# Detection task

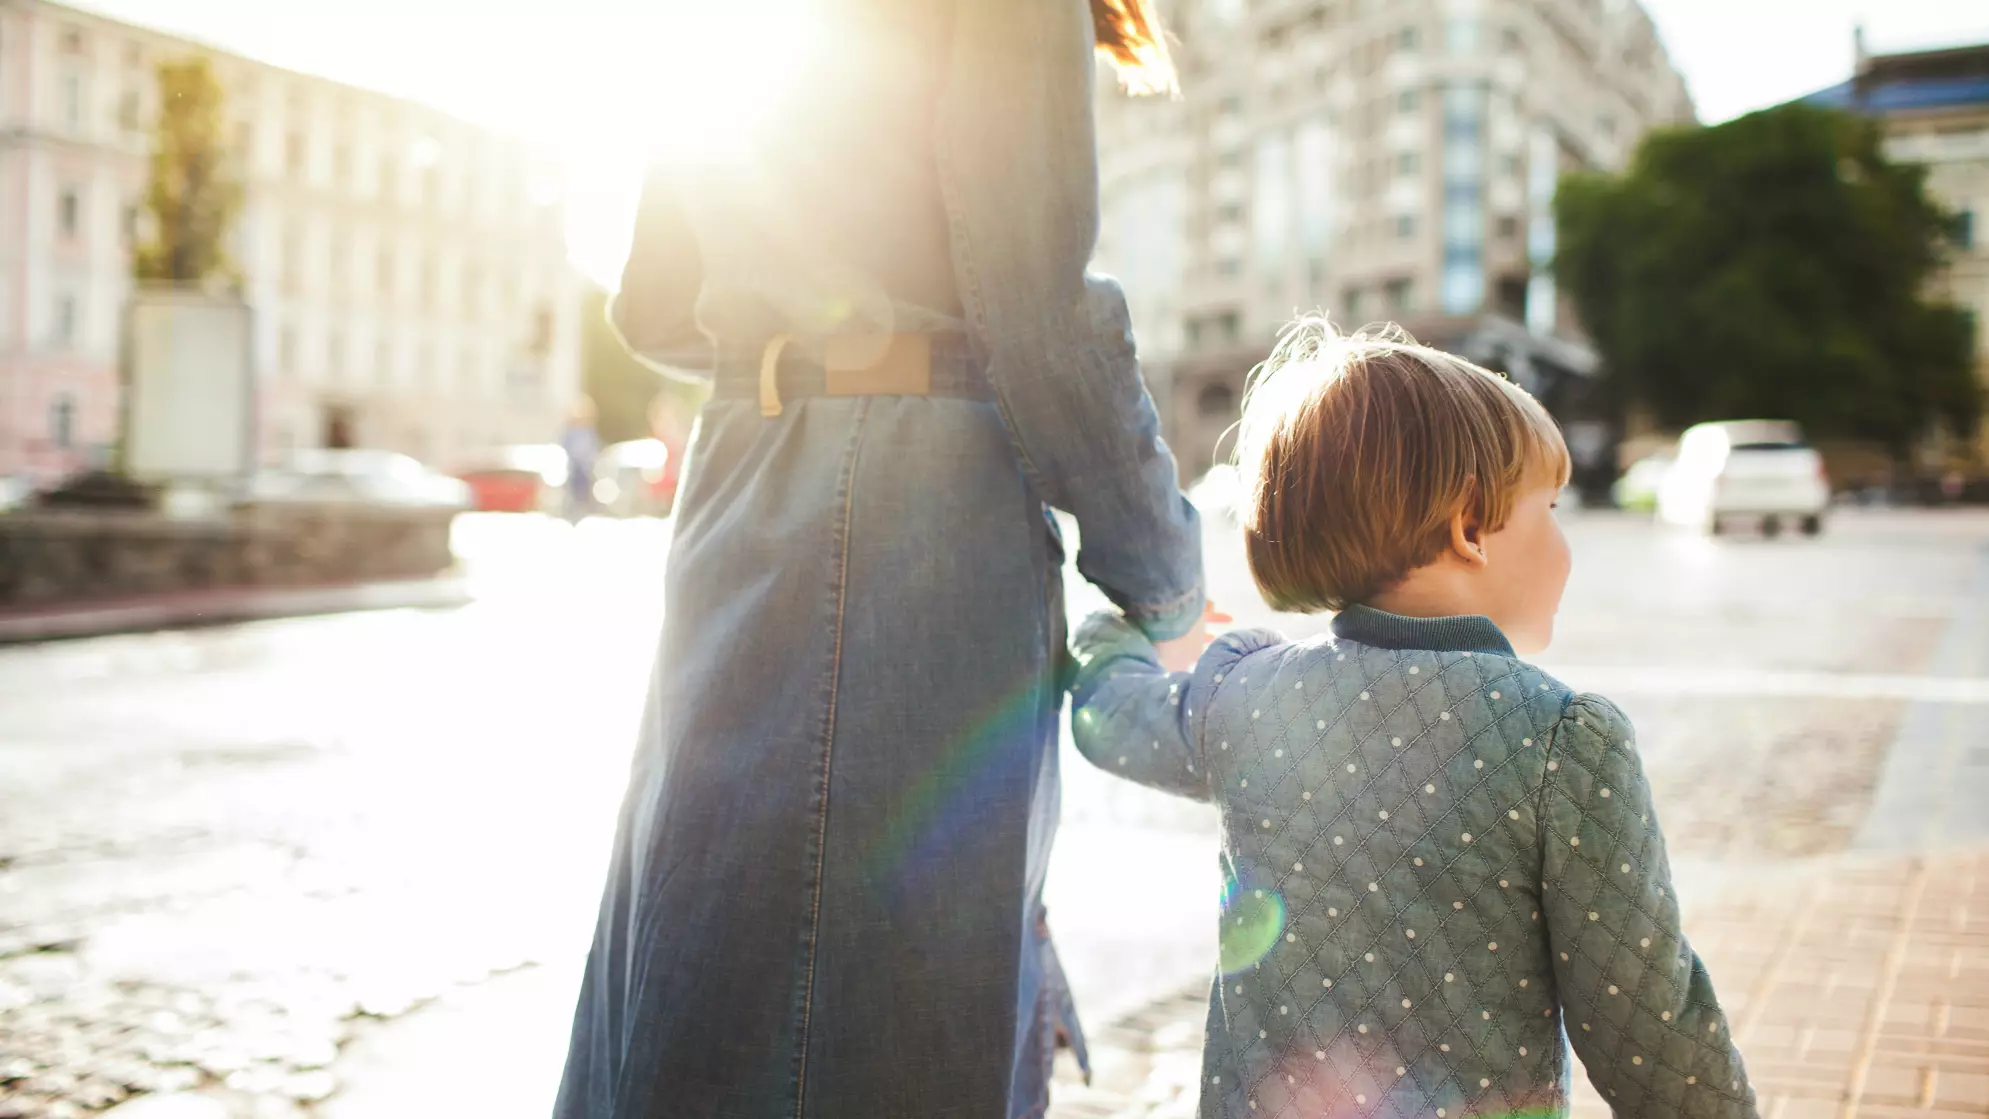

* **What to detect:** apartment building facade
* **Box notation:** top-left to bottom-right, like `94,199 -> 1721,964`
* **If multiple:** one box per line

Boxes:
0,0 -> 581,483
1093,0 -> 1694,480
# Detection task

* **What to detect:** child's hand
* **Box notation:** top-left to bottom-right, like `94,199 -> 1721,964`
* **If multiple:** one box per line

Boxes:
1154,602 -> 1232,673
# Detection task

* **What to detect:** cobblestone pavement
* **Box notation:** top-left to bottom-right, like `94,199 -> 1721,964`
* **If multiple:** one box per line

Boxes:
3,509 -> 1988,1117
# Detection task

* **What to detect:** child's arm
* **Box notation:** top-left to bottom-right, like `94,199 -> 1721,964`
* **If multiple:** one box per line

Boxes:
1538,695 -> 1758,1118
1068,610 -> 1277,801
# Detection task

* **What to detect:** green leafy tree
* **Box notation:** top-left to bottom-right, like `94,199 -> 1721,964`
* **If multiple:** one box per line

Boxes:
1555,103 -> 1977,458
134,57 -> 241,286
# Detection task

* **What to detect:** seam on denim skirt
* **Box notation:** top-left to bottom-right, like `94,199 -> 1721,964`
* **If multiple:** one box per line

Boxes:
793,398 -> 869,1118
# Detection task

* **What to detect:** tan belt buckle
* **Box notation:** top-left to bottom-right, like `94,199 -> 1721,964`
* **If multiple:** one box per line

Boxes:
759,333 -> 791,417
824,334 -> 932,397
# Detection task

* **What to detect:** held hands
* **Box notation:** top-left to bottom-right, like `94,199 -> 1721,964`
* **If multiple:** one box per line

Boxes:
1153,601 -> 1232,674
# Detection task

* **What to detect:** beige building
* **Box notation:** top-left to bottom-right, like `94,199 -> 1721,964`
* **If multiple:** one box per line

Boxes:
1092,0 -> 1693,480
1811,39 -> 1989,464
0,0 -> 581,483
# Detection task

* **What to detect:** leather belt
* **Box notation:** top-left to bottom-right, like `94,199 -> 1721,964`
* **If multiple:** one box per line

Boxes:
712,333 -> 989,415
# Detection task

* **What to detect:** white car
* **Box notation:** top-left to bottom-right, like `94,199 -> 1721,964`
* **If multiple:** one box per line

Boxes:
255,449 -> 473,510
1656,420 -> 1829,536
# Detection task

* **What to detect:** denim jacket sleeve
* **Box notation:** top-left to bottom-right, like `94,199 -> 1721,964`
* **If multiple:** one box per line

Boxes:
935,0 -> 1205,640
607,167 -> 713,375
1538,695 -> 1759,1117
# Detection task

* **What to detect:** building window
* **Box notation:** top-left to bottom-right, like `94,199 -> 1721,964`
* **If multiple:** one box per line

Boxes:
1217,202 -> 1243,224
1497,215 -> 1520,240
58,189 -> 81,239
1440,83 -> 1488,315
1218,149 -> 1244,170
61,27 -> 84,54
1446,19 -> 1481,54
1397,151 -> 1421,176
1218,94 -> 1244,117
1398,26 -> 1420,51
1956,209 -> 1974,251
1197,382 -> 1237,419
61,70 -> 85,133
1501,26 -> 1523,52
332,144 -> 351,186
1397,214 -> 1417,239
122,203 -> 139,243
1398,88 -> 1422,113
1342,287 -> 1364,320
1596,114 -> 1617,139
1385,278 -> 1415,315
1216,257 -> 1241,277
118,89 -> 142,131
50,394 -> 77,450
55,296 -> 78,348
286,132 -> 307,176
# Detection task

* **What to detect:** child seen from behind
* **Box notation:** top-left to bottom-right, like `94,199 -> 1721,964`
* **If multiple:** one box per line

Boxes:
1070,320 -> 1757,1118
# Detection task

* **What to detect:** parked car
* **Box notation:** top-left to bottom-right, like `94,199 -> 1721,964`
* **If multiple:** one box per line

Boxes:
592,439 -> 676,517
1612,453 -> 1672,513
1657,420 -> 1829,536
458,444 -> 568,514
253,449 -> 472,510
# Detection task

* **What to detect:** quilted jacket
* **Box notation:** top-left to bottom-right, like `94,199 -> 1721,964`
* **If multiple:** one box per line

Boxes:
1069,604 -> 1758,1119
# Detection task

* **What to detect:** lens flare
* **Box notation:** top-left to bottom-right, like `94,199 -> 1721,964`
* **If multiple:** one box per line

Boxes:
1218,876 -> 1286,974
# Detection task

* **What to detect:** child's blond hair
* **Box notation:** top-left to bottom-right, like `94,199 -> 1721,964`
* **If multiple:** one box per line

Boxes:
1235,318 -> 1571,612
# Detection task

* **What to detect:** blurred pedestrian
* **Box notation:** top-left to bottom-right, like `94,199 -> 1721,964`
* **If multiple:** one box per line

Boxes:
1069,320 -> 1758,1118
554,3 -> 1206,1117
558,398 -> 600,523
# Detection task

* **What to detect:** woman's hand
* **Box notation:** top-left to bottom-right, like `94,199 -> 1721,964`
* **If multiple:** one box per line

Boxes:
1153,602 -> 1232,673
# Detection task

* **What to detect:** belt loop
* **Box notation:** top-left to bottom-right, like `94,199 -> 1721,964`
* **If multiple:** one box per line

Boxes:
760,333 -> 791,418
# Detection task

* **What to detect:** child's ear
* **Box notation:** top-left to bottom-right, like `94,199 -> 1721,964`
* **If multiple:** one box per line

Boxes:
1448,503 -> 1489,568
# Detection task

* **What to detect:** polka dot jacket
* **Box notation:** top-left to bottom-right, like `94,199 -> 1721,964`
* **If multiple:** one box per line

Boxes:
1068,604 -> 1758,1119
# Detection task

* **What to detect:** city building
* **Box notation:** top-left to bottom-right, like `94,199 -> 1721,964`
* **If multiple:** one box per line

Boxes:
1808,35 -> 1989,463
1092,0 -> 1694,481
0,0 -> 581,484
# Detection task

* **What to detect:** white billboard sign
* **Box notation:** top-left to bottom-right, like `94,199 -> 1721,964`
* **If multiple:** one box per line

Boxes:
122,289 -> 256,483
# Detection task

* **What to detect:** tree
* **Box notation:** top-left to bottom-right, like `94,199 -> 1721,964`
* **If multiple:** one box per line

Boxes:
1555,103 -> 1977,458
134,57 -> 241,286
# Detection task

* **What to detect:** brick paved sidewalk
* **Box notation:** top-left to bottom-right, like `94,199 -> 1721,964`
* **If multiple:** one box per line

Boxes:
1050,849 -> 1989,1119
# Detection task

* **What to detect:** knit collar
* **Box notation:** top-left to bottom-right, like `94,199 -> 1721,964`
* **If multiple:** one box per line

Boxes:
1330,604 -> 1515,657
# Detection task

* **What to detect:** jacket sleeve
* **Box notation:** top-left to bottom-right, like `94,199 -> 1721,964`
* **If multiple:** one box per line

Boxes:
935,0 -> 1204,640
1537,695 -> 1759,1118
1068,611 -> 1278,800
607,165 -> 714,375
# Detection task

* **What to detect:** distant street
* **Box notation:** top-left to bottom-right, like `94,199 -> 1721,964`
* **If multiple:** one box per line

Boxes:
5,508 -> 1989,1117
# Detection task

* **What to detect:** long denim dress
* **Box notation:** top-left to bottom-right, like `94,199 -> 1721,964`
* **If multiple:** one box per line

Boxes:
552,2 -> 1204,1116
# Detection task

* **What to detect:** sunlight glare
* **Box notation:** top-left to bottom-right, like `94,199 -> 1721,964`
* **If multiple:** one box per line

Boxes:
631,0 -> 819,162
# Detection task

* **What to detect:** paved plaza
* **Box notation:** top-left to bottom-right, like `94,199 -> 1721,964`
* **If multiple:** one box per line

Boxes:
2,509 -> 1987,1117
